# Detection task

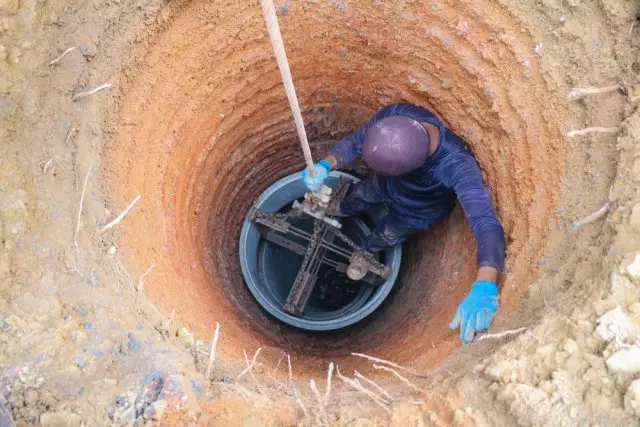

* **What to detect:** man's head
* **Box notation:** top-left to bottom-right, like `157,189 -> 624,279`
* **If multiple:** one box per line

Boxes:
362,116 -> 430,176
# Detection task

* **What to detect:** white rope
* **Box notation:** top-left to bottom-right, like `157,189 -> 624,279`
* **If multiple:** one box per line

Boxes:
260,0 -> 315,176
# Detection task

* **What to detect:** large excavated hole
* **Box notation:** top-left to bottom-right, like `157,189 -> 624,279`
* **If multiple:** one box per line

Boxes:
104,0 -> 564,377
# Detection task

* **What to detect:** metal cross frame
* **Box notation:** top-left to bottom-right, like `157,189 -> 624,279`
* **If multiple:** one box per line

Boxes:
246,181 -> 391,317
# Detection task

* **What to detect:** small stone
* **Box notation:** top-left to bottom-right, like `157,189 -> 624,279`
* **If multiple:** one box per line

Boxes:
624,379 -> 640,417
40,411 -> 82,427
594,298 -> 618,316
606,346 -> 640,374
39,389 -> 56,409
621,252 -> 640,279
563,338 -> 578,353
583,353 -> 604,369
610,272 -> 635,297
107,246 -> 116,255
151,399 -> 167,420
161,375 -> 200,413
177,327 -> 195,348
582,367 -> 602,386
24,388 -> 38,406
596,306 -> 639,342
113,406 -> 136,424
564,355 -> 589,375
80,43 -> 97,60
452,409 -> 465,425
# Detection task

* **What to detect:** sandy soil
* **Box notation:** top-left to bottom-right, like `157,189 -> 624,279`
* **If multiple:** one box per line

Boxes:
0,0 -> 639,425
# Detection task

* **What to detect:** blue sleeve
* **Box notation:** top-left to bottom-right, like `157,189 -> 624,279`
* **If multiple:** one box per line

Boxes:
442,152 -> 506,274
328,103 -> 439,169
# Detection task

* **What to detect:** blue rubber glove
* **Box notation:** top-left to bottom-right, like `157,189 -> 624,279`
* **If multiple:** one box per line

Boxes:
302,160 -> 331,190
448,280 -> 499,343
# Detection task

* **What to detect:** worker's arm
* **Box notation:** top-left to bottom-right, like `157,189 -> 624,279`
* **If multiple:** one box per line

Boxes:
442,151 -> 506,343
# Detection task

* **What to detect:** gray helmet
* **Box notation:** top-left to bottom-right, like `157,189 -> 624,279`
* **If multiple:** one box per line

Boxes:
362,116 -> 430,176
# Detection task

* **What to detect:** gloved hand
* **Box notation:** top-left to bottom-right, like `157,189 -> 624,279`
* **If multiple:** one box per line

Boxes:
302,159 -> 331,190
448,280 -> 499,343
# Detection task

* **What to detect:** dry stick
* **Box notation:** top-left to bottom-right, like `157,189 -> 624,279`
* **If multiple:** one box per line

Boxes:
65,127 -> 77,145
477,327 -> 528,341
257,361 -> 285,390
74,164 -> 93,255
72,83 -> 114,102
567,127 -> 620,138
40,158 -> 54,175
354,371 -> 393,402
286,354 -> 310,419
293,387 -> 310,418
309,380 -> 328,425
350,352 -> 420,376
323,362 -> 334,406
98,195 -> 141,234
49,46 -> 75,66
136,263 -> 155,293
568,84 -> 621,101
373,364 -> 423,395
287,354 -> 293,383
237,347 -> 263,381
241,350 -> 260,386
273,352 -> 286,379
336,367 -> 391,413
205,322 -> 221,380
571,202 -> 610,230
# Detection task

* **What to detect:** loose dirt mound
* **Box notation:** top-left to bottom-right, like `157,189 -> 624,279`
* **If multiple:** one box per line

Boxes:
0,0 -> 639,425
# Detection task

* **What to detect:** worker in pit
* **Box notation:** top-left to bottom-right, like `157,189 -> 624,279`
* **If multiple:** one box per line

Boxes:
301,103 -> 506,344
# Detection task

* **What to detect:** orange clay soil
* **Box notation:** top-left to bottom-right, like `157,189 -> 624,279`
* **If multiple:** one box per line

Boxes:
104,0 -> 564,378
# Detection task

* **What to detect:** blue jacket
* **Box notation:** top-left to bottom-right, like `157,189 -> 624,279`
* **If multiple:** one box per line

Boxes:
328,103 -> 506,273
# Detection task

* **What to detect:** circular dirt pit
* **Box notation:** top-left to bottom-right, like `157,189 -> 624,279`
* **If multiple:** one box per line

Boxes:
104,0 -> 564,377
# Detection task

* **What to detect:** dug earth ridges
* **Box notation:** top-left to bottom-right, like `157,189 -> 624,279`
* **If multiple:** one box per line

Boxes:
0,0 -> 639,425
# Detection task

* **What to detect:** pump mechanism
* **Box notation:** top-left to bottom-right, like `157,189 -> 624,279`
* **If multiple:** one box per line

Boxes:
247,180 -> 392,316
